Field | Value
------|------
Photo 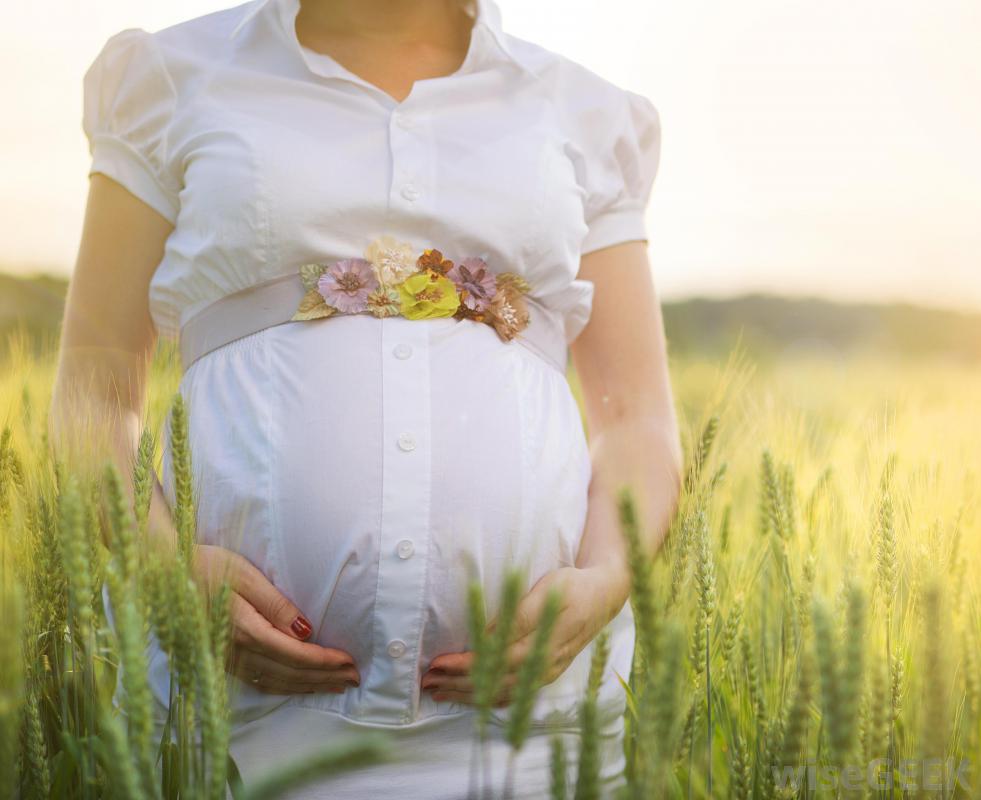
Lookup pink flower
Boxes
[317,258,380,313]
[448,257,497,313]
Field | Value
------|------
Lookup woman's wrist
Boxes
[578,559,632,624]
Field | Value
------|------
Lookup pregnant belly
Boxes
[164,312,592,723]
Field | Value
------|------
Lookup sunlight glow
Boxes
[2,0,980,309]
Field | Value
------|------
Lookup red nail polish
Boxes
[291,616,313,639]
[432,693,447,701]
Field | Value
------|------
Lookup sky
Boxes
[3,0,980,310]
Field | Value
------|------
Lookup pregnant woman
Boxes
[54,0,682,796]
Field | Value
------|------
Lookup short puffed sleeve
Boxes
[579,87,662,256]
[82,28,181,225]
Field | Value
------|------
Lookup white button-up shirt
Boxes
[87,0,661,734]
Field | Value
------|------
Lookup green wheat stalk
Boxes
[573,628,610,800]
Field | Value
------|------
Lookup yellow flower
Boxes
[364,235,416,287]
[398,271,461,320]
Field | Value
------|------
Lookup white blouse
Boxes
[87,0,663,779]
[81,0,661,348]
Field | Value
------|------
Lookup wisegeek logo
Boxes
[770,759,972,793]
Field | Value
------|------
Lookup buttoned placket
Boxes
[374,313,432,724]
[389,95,433,211]
[264,0,523,726]
[368,90,441,723]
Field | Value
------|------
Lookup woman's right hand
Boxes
[192,544,360,695]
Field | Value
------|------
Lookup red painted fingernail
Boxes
[432,693,447,701]
[329,687,344,693]
[291,616,313,639]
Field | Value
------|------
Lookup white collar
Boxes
[228,0,530,76]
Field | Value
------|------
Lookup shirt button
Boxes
[401,183,419,201]
[393,343,413,359]
[397,539,415,559]
[395,112,415,130]
[387,639,407,658]
[397,432,416,452]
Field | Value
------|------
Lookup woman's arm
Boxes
[422,241,683,704]
[50,173,177,552]
[569,239,684,612]
[49,175,360,693]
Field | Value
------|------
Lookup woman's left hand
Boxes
[420,564,631,707]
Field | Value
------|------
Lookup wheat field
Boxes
[1,330,980,799]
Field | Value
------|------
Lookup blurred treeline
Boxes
[4,271,981,364]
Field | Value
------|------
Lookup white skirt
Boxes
[225,705,627,799]
[146,311,635,797]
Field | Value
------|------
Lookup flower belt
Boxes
[292,236,532,342]
[178,236,569,375]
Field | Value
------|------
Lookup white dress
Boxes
[84,0,662,796]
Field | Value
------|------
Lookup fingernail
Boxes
[432,693,447,701]
[328,687,344,693]
[421,679,439,691]
[291,616,313,639]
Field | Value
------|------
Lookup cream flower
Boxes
[365,235,417,287]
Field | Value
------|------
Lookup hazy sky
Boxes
[3,0,980,309]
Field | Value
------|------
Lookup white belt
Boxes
[178,271,569,375]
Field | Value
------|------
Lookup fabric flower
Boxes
[365,236,417,287]
[416,248,454,276]
[494,271,532,295]
[448,257,497,314]
[317,258,379,313]
[486,283,530,341]
[292,244,533,338]
[366,286,402,318]
[398,271,461,320]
